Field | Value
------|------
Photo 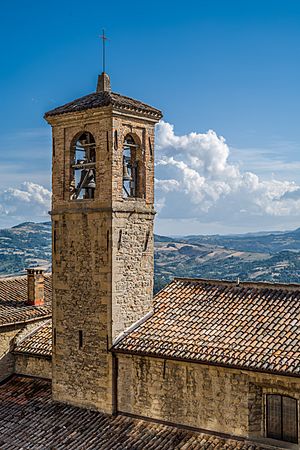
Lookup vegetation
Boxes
[0,222,299,294]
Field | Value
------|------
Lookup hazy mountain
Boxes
[0,222,299,292]
[0,222,51,276]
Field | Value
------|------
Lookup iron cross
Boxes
[100,29,108,73]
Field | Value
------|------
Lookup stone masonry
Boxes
[117,354,300,443]
[45,91,160,413]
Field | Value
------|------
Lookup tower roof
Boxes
[44,73,162,120]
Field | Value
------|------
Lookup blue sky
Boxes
[1,0,300,234]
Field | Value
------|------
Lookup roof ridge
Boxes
[0,272,51,282]
[14,319,51,349]
[45,90,162,118]
[173,276,300,291]
[112,310,154,348]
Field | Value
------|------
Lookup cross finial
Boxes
[100,29,108,73]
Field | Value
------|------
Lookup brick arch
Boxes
[122,133,145,198]
[70,131,97,200]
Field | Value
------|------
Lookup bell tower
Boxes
[45,72,162,412]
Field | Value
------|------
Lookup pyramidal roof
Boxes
[45,72,162,119]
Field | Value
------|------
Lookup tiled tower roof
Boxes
[44,91,162,119]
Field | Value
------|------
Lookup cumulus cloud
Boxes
[2,123,300,233]
[0,182,51,226]
[155,121,300,228]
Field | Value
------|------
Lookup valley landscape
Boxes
[1,222,300,292]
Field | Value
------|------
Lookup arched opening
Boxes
[70,132,96,200]
[122,134,144,198]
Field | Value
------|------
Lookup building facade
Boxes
[0,68,299,449]
[44,73,162,413]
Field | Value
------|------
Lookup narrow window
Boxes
[106,230,110,252]
[114,130,118,150]
[163,359,167,378]
[53,222,58,254]
[52,137,56,157]
[79,330,83,349]
[70,132,96,200]
[53,328,56,346]
[106,131,109,152]
[118,229,122,250]
[148,136,153,158]
[144,231,150,251]
[267,394,298,443]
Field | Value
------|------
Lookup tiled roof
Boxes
[44,91,162,118]
[14,320,52,357]
[113,278,300,376]
[0,274,51,327]
[0,376,273,449]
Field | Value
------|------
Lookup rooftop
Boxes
[113,277,300,376]
[0,274,51,327]
[0,376,274,449]
[44,90,162,119]
[14,319,52,357]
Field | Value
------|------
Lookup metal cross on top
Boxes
[100,29,109,73]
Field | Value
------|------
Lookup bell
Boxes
[123,163,132,182]
[78,137,87,146]
[85,169,96,189]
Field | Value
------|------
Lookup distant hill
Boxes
[0,222,299,292]
[0,222,51,276]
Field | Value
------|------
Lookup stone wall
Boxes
[0,320,47,381]
[48,108,158,413]
[117,354,300,441]
[0,327,22,381]
[15,354,51,379]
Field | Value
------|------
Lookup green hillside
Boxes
[0,222,299,292]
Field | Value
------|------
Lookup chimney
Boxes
[96,72,111,93]
[26,268,45,306]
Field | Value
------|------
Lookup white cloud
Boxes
[0,182,51,226]
[1,122,300,234]
[155,121,300,230]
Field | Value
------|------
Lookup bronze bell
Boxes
[85,169,96,189]
[123,161,132,182]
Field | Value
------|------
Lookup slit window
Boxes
[144,231,150,251]
[106,230,110,251]
[70,132,96,200]
[266,394,298,443]
[79,330,83,348]
[106,131,109,152]
[148,137,153,158]
[114,130,118,150]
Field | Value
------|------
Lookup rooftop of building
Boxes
[5,273,300,377]
[113,277,300,377]
[0,376,274,449]
[0,273,51,327]
[14,319,52,358]
[44,73,162,119]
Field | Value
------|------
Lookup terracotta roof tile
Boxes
[113,278,300,376]
[44,91,162,118]
[0,274,51,326]
[0,376,273,449]
[14,320,52,357]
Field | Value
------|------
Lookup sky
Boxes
[1,0,300,235]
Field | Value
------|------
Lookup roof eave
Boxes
[111,347,300,379]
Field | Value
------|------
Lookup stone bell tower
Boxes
[44,72,162,412]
